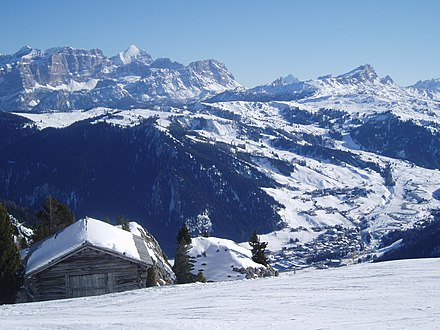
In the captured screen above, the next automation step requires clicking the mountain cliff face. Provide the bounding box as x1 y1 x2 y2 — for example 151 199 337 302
0 45 241 113
1 52 440 262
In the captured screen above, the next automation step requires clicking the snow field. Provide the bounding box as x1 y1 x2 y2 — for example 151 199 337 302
1 258 439 329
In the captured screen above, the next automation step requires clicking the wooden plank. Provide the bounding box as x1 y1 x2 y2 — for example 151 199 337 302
28 247 148 301
108 272 115 292
67 273 109 298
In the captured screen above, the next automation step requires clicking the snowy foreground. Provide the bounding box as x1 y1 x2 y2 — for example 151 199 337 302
2 258 439 329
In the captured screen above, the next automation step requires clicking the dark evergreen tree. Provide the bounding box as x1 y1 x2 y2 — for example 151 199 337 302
173 223 194 284
195 271 207 283
33 196 75 242
122 222 130 232
382 162 395 187
116 215 130 232
176 223 192 245
146 266 157 287
249 230 269 266
0 204 21 304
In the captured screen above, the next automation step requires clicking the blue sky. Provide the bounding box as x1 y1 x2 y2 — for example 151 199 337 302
1 0 439 87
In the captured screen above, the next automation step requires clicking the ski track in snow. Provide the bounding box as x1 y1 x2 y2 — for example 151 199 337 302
1 258 439 329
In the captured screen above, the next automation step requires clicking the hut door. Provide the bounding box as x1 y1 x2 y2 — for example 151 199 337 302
67 273 114 298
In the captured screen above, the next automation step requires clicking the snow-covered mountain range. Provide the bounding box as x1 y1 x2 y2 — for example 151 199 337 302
1 46 440 263
0 45 241 112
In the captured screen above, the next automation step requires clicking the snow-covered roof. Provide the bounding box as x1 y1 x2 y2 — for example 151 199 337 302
26 217 152 275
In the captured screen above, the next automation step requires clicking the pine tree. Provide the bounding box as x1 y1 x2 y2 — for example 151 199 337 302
0 204 21 304
249 230 269 266
176 223 192 245
33 196 75 242
117 215 130 232
173 223 194 284
173 241 193 284
146 266 157 287
195 271 207 283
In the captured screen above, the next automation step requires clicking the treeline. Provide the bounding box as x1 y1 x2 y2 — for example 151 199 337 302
0 203 21 304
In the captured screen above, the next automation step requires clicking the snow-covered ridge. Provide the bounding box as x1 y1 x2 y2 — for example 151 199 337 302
14 107 176 130
334 63 378 83
111 44 153 65
208 63 440 127
189 237 265 282
412 78 440 91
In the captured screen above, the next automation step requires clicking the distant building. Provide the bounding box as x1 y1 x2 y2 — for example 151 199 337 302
23 217 173 302
327 259 343 267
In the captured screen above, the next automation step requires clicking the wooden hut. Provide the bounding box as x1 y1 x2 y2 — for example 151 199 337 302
24 217 163 301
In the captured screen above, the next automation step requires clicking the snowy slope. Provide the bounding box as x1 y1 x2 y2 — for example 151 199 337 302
14 108 116 129
189 237 265 281
182 99 440 249
14 107 174 129
1 258 439 329
9 215 33 248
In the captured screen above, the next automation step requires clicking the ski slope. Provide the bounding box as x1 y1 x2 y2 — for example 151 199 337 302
1 258 439 329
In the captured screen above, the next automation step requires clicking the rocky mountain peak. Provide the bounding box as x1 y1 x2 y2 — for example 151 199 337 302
45 46 104 57
188 59 241 90
188 59 226 72
126 44 140 55
271 74 300 86
380 75 394 85
112 44 153 65
336 64 379 84
14 45 36 58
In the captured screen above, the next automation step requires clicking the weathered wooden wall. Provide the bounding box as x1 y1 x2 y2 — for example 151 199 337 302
27 247 149 302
